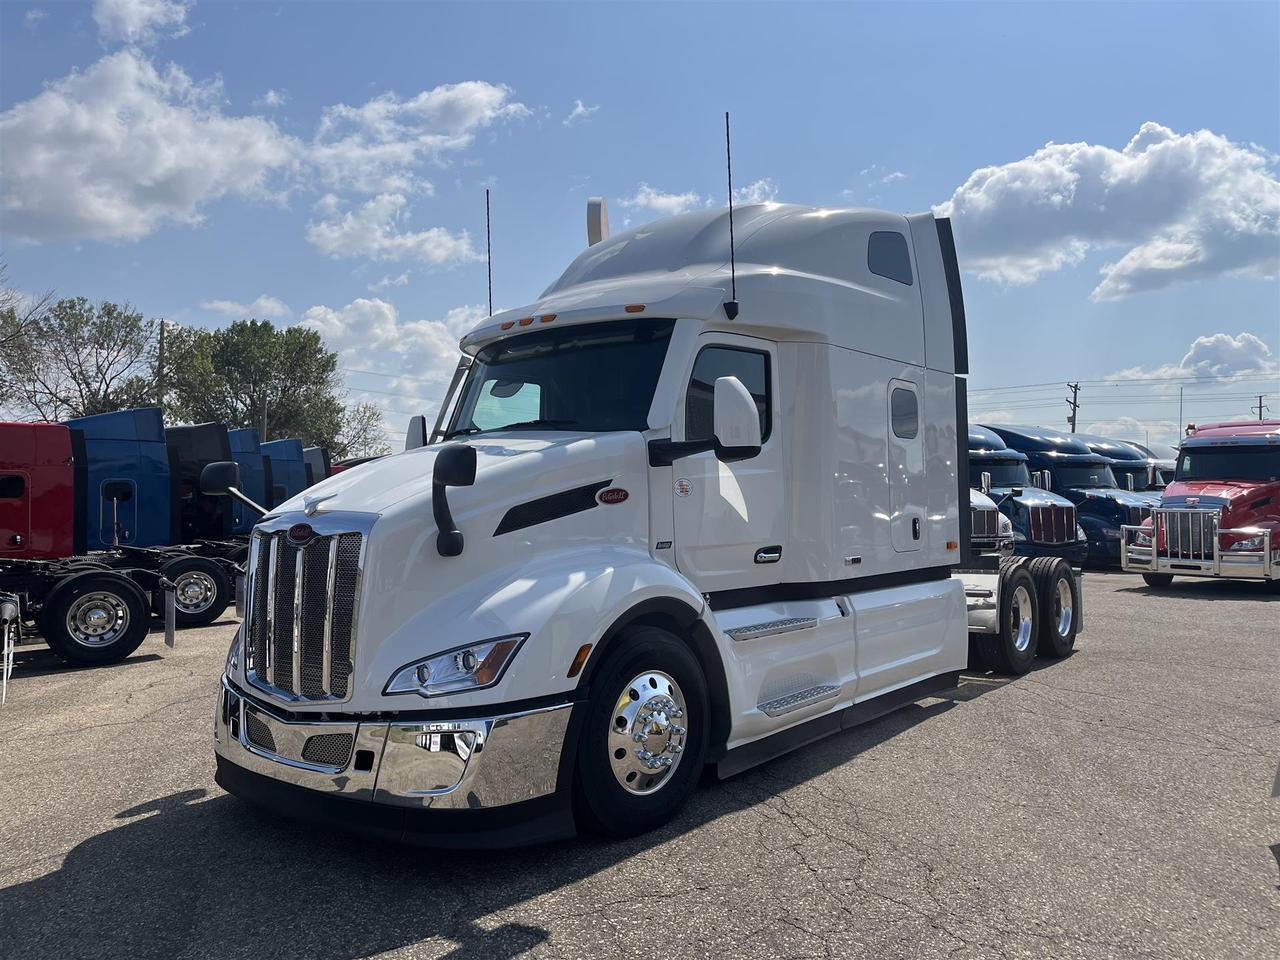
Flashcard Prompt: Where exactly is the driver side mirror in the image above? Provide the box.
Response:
[405,415,428,451]
[1125,472,1135,491]
[200,461,241,496]
[1146,464,1157,488]
[979,471,992,496]
[713,376,762,463]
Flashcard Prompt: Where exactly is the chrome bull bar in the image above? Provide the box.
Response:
[1122,507,1276,580]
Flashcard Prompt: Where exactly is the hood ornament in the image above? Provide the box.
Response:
[302,493,337,517]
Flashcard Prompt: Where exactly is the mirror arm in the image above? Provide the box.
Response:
[433,481,464,557]
[647,438,715,467]
[227,487,268,517]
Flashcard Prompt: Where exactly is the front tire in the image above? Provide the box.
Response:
[976,564,1039,675]
[574,626,709,838]
[154,556,232,627]
[1142,573,1174,589]
[39,573,150,666]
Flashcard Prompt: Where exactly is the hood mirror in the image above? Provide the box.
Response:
[1124,472,1135,491]
[405,415,428,451]
[200,461,267,517]
[433,443,477,557]
[979,471,992,496]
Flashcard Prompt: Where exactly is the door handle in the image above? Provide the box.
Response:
[912,517,921,540]
[754,545,782,564]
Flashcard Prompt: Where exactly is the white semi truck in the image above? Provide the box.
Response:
[203,201,1080,846]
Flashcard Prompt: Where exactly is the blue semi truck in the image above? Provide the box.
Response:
[982,425,1160,567]
[968,426,1089,566]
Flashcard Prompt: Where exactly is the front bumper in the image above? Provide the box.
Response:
[214,676,581,846]
[1121,539,1278,581]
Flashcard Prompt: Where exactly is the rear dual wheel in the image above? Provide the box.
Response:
[975,560,1039,675]
[1028,557,1079,659]
[151,556,232,628]
[39,573,150,667]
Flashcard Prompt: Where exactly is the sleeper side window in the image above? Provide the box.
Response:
[868,231,913,285]
[0,475,25,499]
[891,387,919,439]
[685,347,771,443]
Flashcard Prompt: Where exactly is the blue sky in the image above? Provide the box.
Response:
[2,0,1278,447]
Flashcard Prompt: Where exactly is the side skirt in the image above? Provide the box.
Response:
[714,671,962,780]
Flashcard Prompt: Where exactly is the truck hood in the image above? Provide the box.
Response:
[272,432,609,516]
[1162,479,1274,504]
[990,485,1072,509]
[1076,488,1160,508]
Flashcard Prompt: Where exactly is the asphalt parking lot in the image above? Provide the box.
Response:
[1,572,1276,960]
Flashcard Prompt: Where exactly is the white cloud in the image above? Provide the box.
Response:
[618,183,708,217]
[93,0,191,45]
[305,193,479,265]
[0,51,298,243]
[936,122,1280,299]
[734,178,779,205]
[253,88,289,110]
[201,295,291,319]
[25,9,46,29]
[310,81,528,194]
[1082,415,1179,447]
[562,99,599,126]
[301,299,488,429]
[369,272,410,292]
[1107,332,1279,382]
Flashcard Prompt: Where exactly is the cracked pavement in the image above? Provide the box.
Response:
[0,572,1276,959]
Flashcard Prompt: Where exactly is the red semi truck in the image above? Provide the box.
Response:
[1122,420,1280,586]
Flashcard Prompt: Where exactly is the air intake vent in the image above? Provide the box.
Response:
[245,529,363,702]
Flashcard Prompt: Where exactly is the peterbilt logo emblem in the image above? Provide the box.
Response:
[598,487,629,505]
[1185,497,1200,505]
[287,523,315,544]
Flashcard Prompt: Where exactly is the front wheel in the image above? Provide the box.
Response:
[154,556,232,628]
[1142,573,1174,589]
[39,573,150,666]
[574,626,709,838]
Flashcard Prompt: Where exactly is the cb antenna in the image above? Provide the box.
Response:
[485,188,493,316]
[723,111,739,321]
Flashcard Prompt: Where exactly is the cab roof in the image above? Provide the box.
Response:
[967,424,1028,461]
[1187,419,1280,440]
[1070,432,1148,463]
[982,424,1109,464]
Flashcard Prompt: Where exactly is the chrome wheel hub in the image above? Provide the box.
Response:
[173,571,217,614]
[1054,578,1073,637]
[608,670,688,796]
[1012,584,1034,653]
[66,592,130,648]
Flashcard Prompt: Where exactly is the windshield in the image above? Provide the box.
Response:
[1176,446,1280,483]
[447,319,676,437]
[1054,464,1117,489]
[970,459,1030,487]
[1113,464,1159,491]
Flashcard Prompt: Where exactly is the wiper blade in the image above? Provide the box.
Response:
[442,426,483,439]
[490,418,582,431]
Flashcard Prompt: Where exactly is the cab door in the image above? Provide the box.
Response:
[888,378,925,553]
[0,473,30,553]
[670,336,786,593]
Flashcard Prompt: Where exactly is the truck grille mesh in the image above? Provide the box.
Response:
[1028,505,1076,545]
[1157,508,1218,561]
[246,530,363,701]
[970,506,999,544]
[300,733,354,768]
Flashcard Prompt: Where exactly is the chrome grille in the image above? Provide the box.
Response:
[246,529,363,702]
[301,733,354,768]
[243,710,276,752]
[1157,508,1218,561]
[1126,505,1152,527]
[970,506,999,542]
[1028,504,1076,545]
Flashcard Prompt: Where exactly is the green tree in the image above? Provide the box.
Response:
[168,319,346,448]
[335,401,392,458]
[2,296,156,420]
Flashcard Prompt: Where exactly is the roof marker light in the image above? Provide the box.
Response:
[624,304,645,313]
[518,317,534,326]
[539,314,557,323]
[500,321,515,330]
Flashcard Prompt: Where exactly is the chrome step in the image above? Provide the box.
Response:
[757,684,840,717]
[726,617,818,643]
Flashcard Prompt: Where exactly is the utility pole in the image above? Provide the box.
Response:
[261,387,269,441]
[156,318,165,410]
[1066,382,1080,432]
[1254,395,1268,420]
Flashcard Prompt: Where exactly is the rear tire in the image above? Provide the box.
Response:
[1142,573,1174,589]
[977,564,1039,675]
[39,573,150,666]
[153,556,231,627]
[1030,557,1078,658]
[574,626,709,838]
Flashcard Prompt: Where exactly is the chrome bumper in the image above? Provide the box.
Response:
[1121,521,1277,580]
[214,677,573,810]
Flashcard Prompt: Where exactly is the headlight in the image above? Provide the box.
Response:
[1135,530,1152,546]
[385,634,527,698]
[998,514,1013,536]
[1229,535,1264,551]
[1013,530,1027,542]
[225,630,242,676]
[1076,524,1087,542]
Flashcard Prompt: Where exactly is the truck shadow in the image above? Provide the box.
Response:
[7,647,163,679]
[0,694,980,960]
[1114,579,1279,602]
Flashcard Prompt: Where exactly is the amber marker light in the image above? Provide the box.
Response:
[624,304,645,313]
[946,540,959,550]
[539,313,557,323]
[567,643,593,678]
[500,321,515,330]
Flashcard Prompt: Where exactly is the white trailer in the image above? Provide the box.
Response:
[205,200,1074,846]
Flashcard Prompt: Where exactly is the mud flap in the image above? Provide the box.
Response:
[160,576,177,648]
[1,597,18,705]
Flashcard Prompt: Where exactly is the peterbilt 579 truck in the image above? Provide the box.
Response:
[982,425,1159,566]
[1123,420,1280,585]
[206,201,1081,846]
